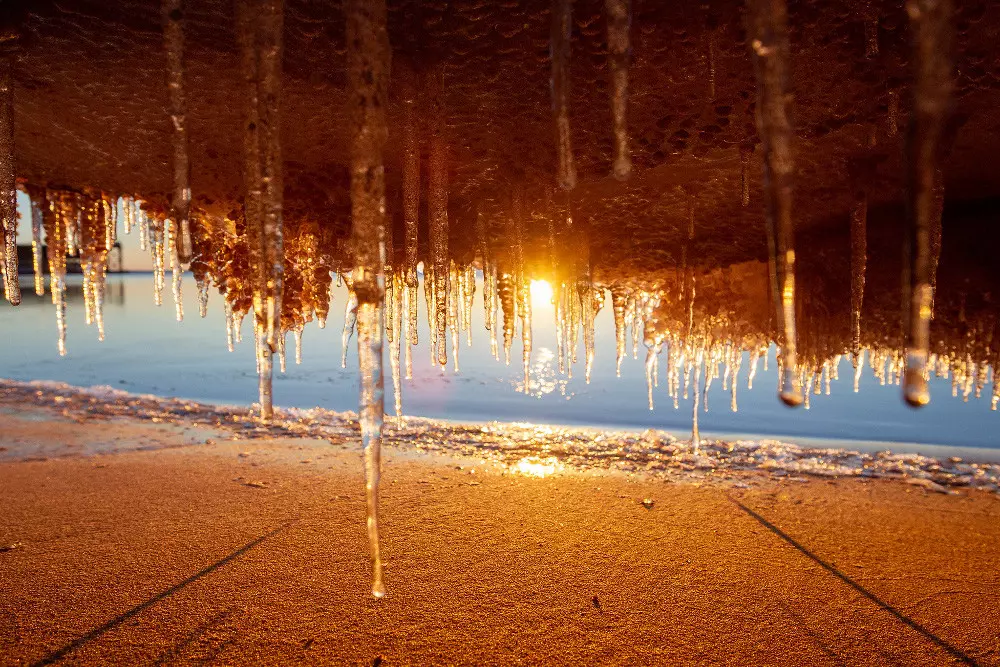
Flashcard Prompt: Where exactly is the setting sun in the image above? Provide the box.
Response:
[530,279,553,307]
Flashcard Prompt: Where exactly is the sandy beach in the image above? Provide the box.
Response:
[1,404,999,666]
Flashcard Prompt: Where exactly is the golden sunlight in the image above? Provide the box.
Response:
[511,456,562,478]
[530,279,553,308]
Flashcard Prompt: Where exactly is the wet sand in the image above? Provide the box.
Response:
[1,408,999,666]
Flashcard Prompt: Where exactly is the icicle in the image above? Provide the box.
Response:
[569,283,580,375]
[103,195,116,252]
[138,206,150,251]
[748,347,760,389]
[499,272,516,365]
[278,331,286,373]
[512,195,531,388]
[448,261,460,372]
[403,287,413,379]
[605,0,631,180]
[342,279,358,368]
[346,0,389,598]
[903,0,953,408]
[169,221,184,322]
[488,262,499,360]
[163,0,193,265]
[149,215,166,306]
[253,318,273,416]
[44,192,68,355]
[236,0,285,419]
[853,348,865,392]
[385,265,395,346]
[575,227,595,384]
[464,264,475,346]
[476,211,493,337]
[27,188,45,296]
[457,266,467,342]
[522,277,533,391]
[294,327,302,364]
[993,369,999,411]
[77,194,109,341]
[685,199,696,337]
[551,0,577,190]
[123,197,134,235]
[390,272,403,417]
[225,299,235,352]
[704,349,714,412]
[402,65,420,357]
[0,52,18,306]
[423,265,434,362]
[730,349,742,412]
[555,282,567,374]
[583,287,595,384]
[66,201,80,257]
[644,338,660,410]
[692,351,702,453]
[723,346,732,392]
[747,0,802,407]
[197,278,210,317]
[612,286,627,376]
[630,295,640,359]
[850,193,867,355]
[428,65,449,369]
[929,171,944,317]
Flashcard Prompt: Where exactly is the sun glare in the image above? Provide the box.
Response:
[511,456,561,478]
[530,279,553,307]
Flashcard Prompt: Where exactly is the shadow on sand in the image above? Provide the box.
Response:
[729,497,978,666]
[31,521,294,666]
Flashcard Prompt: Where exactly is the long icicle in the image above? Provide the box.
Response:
[236,0,285,420]
[390,271,403,417]
[747,0,802,407]
[850,191,867,357]
[903,0,952,408]
[605,0,631,180]
[692,350,702,453]
[346,0,390,599]
[475,210,493,339]
[514,190,531,390]
[44,192,68,354]
[612,286,627,376]
[27,187,45,296]
[342,274,358,368]
[551,0,577,190]
[162,0,193,265]
[402,63,420,359]
[428,64,449,368]
[0,50,18,306]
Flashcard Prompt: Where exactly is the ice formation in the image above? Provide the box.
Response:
[0,0,988,601]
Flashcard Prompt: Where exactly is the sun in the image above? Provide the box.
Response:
[530,279,553,307]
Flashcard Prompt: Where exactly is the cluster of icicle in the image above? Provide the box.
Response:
[0,0,967,600]
[796,346,1000,412]
[12,188,165,356]
[341,255,628,420]
[642,331,1000,422]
